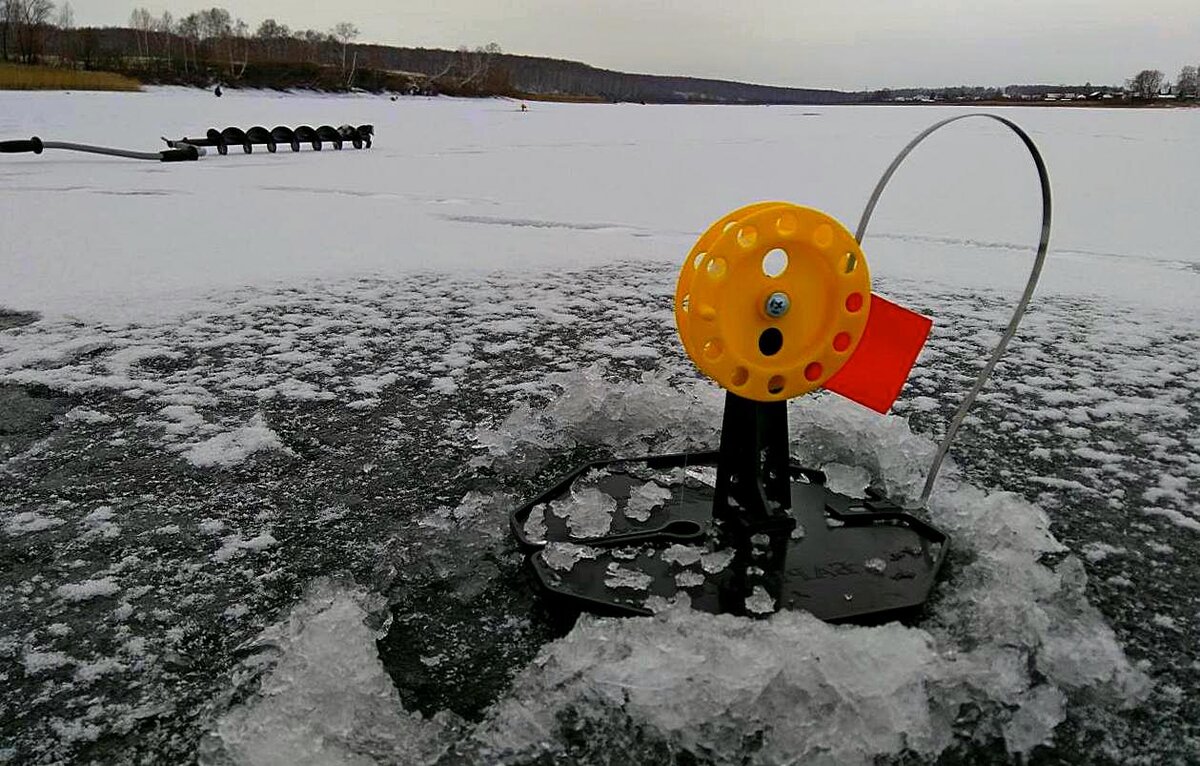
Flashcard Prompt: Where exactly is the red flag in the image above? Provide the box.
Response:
[824,294,932,413]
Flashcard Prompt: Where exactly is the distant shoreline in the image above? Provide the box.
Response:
[1,83,1193,111]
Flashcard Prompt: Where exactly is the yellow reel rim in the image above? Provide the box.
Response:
[675,204,872,401]
[674,201,788,361]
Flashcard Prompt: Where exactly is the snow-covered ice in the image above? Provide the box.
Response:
[1,88,1198,764]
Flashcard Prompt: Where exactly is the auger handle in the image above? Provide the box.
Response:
[159,145,202,162]
[0,137,43,154]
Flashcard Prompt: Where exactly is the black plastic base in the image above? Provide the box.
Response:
[511,453,948,623]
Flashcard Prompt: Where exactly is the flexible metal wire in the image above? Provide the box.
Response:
[853,114,1053,506]
[41,141,162,161]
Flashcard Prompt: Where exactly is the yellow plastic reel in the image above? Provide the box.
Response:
[674,203,872,401]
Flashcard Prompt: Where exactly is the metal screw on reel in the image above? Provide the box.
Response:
[764,292,790,318]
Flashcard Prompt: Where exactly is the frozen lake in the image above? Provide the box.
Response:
[0,89,1198,764]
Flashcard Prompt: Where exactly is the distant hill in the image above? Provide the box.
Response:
[45,27,859,104]
[359,45,856,104]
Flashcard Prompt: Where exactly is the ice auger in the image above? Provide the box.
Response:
[511,114,1052,623]
[0,123,373,162]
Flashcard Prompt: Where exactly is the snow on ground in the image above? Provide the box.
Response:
[0,89,1198,764]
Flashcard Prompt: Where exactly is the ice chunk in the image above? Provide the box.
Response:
[198,518,227,535]
[65,407,115,424]
[81,506,120,539]
[56,578,120,601]
[2,511,64,536]
[675,571,705,588]
[789,395,937,505]
[548,486,616,538]
[199,579,447,766]
[661,544,702,567]
[744,586,776,615]
[1082,542,1126,562]
[541,542,598,573]
[241,533,278,551]
[1003,686,1066,753]
[74,658,126,683]
[22,649,73,673]
[700,549,735,574]
[480,608,945,764]
[604,563,652,591]
[183,414,293,468]
[625,481,673,522]
[212,531,278,563]
[821,462,872,498]
[522,504,548,542]
[644,593,691,614]
[471,362,723,474]
[864,557,887,574]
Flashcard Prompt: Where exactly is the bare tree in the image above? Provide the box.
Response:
[1127,69,1164,99]
[45,0,70,62]
[227,16,247,79]
[1,0,16,60]
[1177,65,1199,100]
[157,10,173,68]
[331,21,357,75]
[178,12,199,73]
[129,7,152,57]
[294,28,327,64]
[255,17,289,59]
[256,18,288,38]
[451,42,502,87]
[12,0,55,63]
[198,7,231,40]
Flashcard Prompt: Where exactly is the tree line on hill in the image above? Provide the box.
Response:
[2,2,1198,105]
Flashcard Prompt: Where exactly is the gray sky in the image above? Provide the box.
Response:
[74,0,1200,90]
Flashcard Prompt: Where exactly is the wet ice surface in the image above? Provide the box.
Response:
[0,265,1196,764]
[2,92,1200,764]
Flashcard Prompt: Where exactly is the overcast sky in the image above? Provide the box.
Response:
[74,0,1200,90]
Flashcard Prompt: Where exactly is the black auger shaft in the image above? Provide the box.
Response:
[164,124,374,155]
